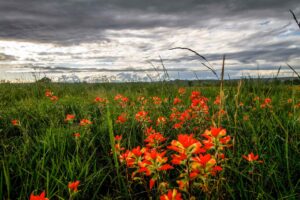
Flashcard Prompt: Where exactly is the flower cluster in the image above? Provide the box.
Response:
[115,126,231,197]
[45,89,58,102]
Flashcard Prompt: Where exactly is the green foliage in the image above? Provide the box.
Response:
[0,80,299,199]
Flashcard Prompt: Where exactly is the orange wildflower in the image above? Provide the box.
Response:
[243,115,249,121]
[73,133,80,138]
[178,87,186,95]
[45,89,53,97]
[79,119,92,126]
[242,152,260,162]
[115,135,122,141]
[173,97,182,105]
[68,180,80,192]
[50,96,58,102]
[214,95,220,105]
[30,191,49,200]
[160,189,183,200]
[65,114,75,122]
[156,116,167,126]
[190,91,201,100]
[116,113,127,124]
[11,119,20,126]
[94,96,108,104]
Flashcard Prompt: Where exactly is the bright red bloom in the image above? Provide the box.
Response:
[171,153,187,165]
[79,119,92,126]
[73,133,80,138]
[192,154,216,167]
[173,122,183,129]
[149,178,156,190]
[156,116,167,126]
[160,189,183,200]
[50,96,58,102]
[190,91,201,100]
[214,95,221,105]
[68,180,80,192]
[152,96,162,105]
[264,98,271,104]
[131,146,143,157]
[45,90,53,97]
[158,164,174,171]
[30,191,49,200]
[11,119,19,126]
[116,113,127,124]
[144,132,166,148]
[211,166,223,176]
[168,134,202,155]
[135,111,151,122]
[94,97,108,103]
[178,87,186,95]
[115,135,122,141]
[242,152,260,162]
[211,127,223,137]
[65,114,75,122]
[173,97,182,105]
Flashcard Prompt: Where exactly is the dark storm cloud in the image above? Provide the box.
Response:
[148,46,300,65]
[0,0,299,43]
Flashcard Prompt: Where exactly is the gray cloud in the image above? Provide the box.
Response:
[0,0,299,43]
[0,0,300,82]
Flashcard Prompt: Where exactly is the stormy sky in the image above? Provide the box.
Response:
[0,0,299,82]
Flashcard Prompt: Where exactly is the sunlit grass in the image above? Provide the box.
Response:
[0,80,299,199]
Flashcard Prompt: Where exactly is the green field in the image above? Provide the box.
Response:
[0,80,299,199]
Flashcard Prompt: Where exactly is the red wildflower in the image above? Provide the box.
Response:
[149,178,156,190]
[45,90,53,97]
[192,154,216,167]
[173,122,183,129]
[253,96,260,101]
[11,119,20,126]
[178,87,186,95]
[115,135,122,141]
[152,96,162,105]
[50,96,58,102]
[190,91,201,100]
[214,95,220,105]
[73,133,80,138]
[160,189,183,200]
[173,97,182,105]
[116,113,127,124]
[30,191,49,200]
[135,110,151,122]
[68,180,80,192]
[94,97,108,103]
[242,152,260,162]
[158,164,174,171]
[264,98,271,104]
[168,134,202,155]
[144,132,166,148]
[171,153,187,165]
[65,114,75,122]
[79,119,92,126]
[156,116,167,126]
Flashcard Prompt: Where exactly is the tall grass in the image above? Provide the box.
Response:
[0,79,299,199]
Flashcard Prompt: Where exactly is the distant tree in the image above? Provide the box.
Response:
[36,77,52,83]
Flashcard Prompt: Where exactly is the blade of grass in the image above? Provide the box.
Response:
[106,105,129,199]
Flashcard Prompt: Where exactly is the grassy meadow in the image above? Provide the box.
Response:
[0,79,299,199]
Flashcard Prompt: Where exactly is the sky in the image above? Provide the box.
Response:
[0,0,299,82]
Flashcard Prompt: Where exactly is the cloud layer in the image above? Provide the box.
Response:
[0,0,299,82]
